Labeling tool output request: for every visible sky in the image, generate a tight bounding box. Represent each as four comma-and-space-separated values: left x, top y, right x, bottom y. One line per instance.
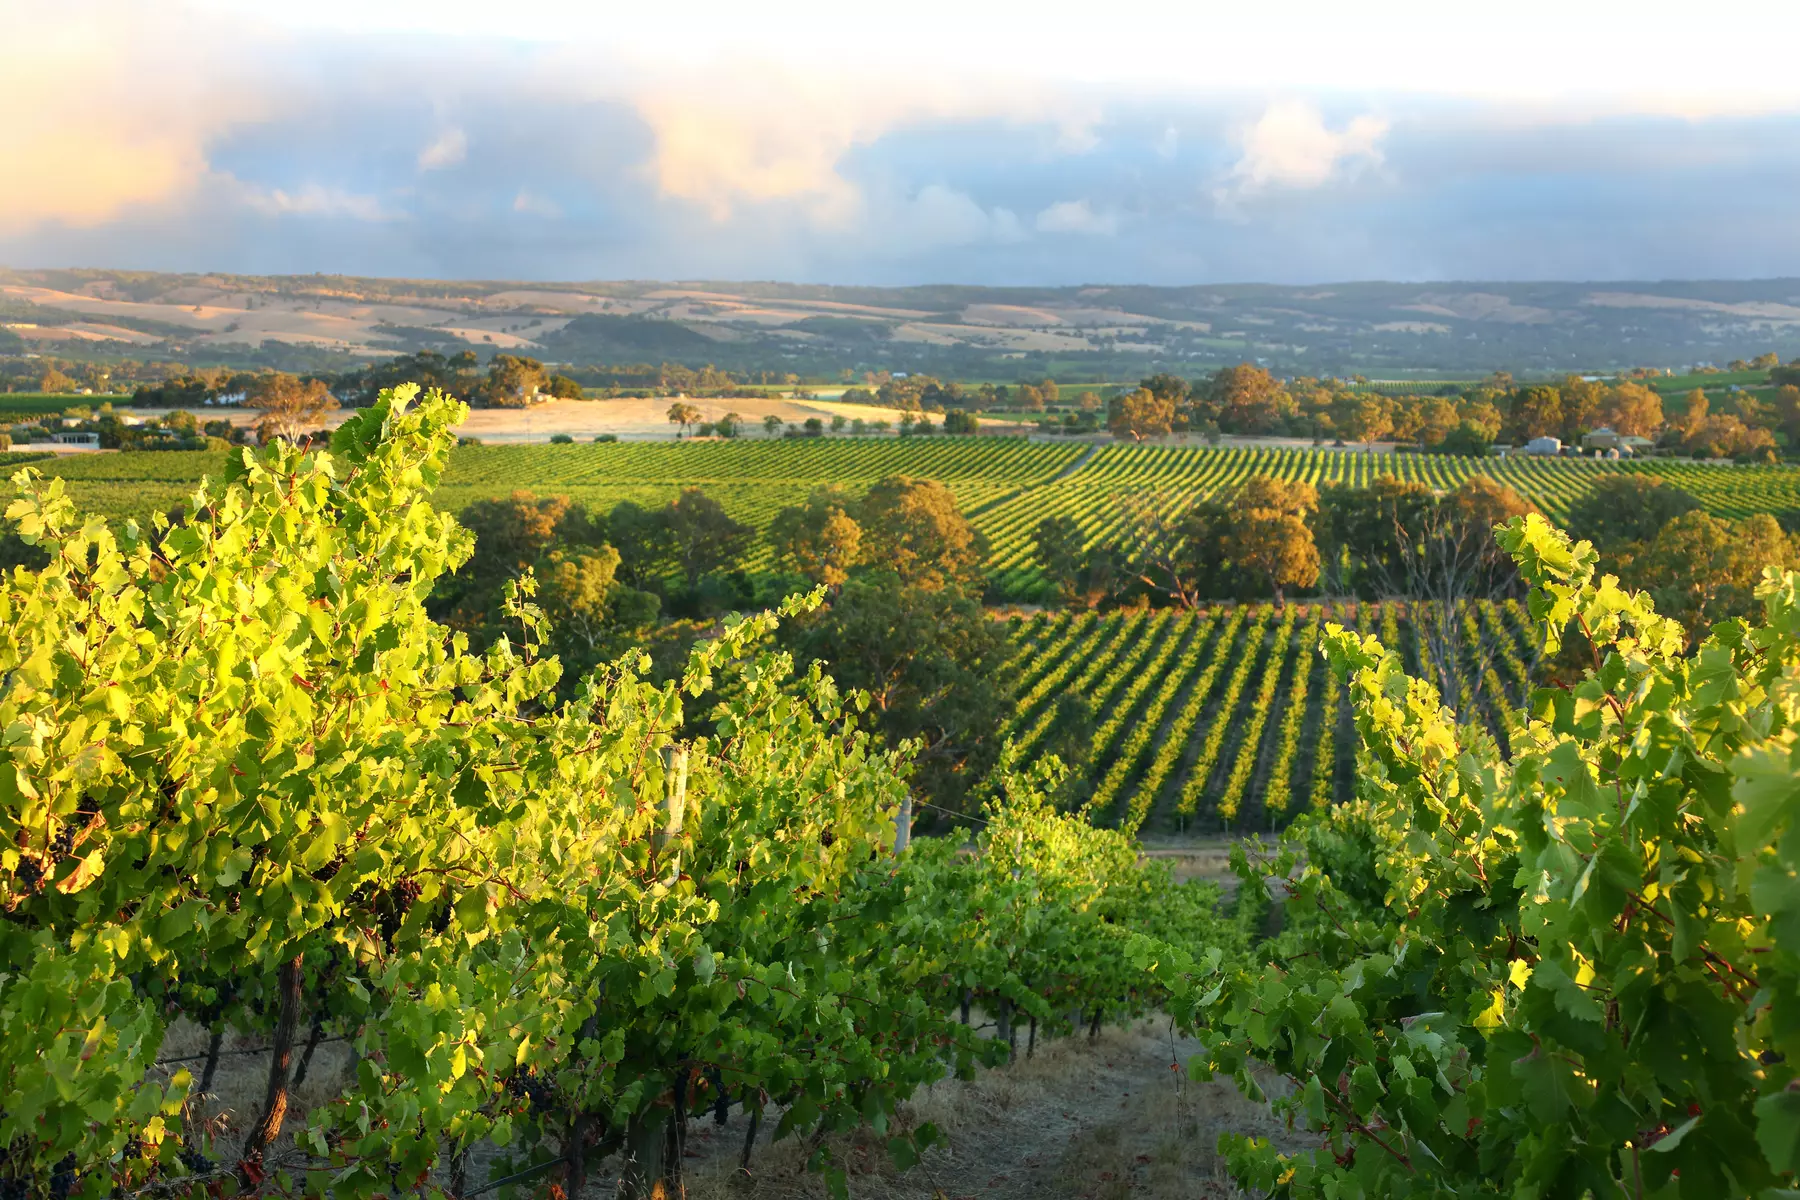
7, 0, 1800, 286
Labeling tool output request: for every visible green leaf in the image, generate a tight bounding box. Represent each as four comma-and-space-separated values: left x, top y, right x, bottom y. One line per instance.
1756, 1087, 1800, 1174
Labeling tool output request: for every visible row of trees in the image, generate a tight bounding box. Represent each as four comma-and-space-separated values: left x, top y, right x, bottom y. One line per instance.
133, 353, 587, 414
1034, 475, 1534, 612
666, 403, 979, 439
435, 476, 1006, 813
1100, 362, 1800, 458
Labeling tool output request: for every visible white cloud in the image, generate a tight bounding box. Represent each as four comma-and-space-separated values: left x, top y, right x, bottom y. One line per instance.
239, 182, 396, 221
1220, 101, 1388, 200
603, 62, 1086, 223
417, 127, 467, 170
1035, 199, 1118, 236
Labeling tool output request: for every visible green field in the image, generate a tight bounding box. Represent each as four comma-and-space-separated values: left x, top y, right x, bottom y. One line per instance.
1001, 599, 1534, 833
14, 438, 1800, 599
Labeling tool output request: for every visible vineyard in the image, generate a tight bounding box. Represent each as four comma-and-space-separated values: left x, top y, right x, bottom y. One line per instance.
1000, 598, 1538, 833
17, 438, 1800, 601
4, 388, 1799, 1198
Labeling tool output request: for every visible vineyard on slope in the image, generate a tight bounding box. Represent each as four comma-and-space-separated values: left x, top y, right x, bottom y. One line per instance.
1001, 599, 1539, 833
22, 440, 1800, 602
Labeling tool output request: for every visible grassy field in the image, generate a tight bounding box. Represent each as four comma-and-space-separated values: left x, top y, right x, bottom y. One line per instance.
12, 438, 1800, 599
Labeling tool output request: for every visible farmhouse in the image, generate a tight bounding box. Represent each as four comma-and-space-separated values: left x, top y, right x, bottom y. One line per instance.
1581, 426, 1653, 455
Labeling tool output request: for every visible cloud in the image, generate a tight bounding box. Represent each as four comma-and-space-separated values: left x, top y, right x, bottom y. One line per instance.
417, 128, 468, 170
874, 185, 1024, 253
0, 1, 267, 235
609, 63, 1085, 223
1220, 100, 1388, 199
1035, 200, 1118, 236
238, 182, 398, 221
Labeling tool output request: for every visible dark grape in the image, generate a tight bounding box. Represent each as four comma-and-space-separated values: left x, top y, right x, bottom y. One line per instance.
48, 1155, 75, 1200
504, 1069, 557, 1110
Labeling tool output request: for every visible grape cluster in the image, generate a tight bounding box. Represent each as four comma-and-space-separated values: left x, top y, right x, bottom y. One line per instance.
50, 827, 75, 857
379, 878, 423, 943
47, 1156, 75, 1200
0, 1177, 26, 1200
504, 1069, 557, 1111
12, 859, 41, 894
178, 1148, 214, 1174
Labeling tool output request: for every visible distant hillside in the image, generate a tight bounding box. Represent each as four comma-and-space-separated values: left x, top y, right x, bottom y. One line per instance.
4, 268, 1799, 378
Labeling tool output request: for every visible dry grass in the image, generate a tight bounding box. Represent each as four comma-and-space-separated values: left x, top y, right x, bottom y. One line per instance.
157, 1012, 1304, 1200
677, 1020, 1301, 1200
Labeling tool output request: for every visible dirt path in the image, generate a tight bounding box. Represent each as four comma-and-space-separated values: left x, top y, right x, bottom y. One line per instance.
673, 1020, 1298, 1200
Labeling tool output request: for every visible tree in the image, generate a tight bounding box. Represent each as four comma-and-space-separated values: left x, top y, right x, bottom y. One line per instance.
476, 354, 550, 407
1038, 378, 1060, 406
536, 544, 661, 677
1597, 380, 1664, 437
1507, 384, 1563, 441
1374, 477, 1534, 723
858, 476, 986, 592
1434, 420, 1493, 457
247, 372, 338, 443
1674, 388, 1710, 443
1557, 374, 1605, 440
1627, 509, 1796, 642
1335, 395, 1392, 447
1565, 474, 1700, 550
666, 487, 754, 593
783, 576, 1009, 812
1208, 363, 1287, 434
716, 411, 743, 438
942, 410, 979, 435
1107, 388, 1175, 441
546, 374, 585, 399
1077, 390, 1103, 412
763, 412, 784, 436
456, 490, 576, 581
667, 401, 702, 435
606, 498, 677, 590
1032, 515, 1086, 605
1222, 477, 1319, 607
1412, 397, 1461, 448
768, 487, 864, 586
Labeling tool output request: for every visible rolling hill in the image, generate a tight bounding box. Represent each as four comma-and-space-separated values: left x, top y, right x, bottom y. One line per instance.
4, 268, 1799, 378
